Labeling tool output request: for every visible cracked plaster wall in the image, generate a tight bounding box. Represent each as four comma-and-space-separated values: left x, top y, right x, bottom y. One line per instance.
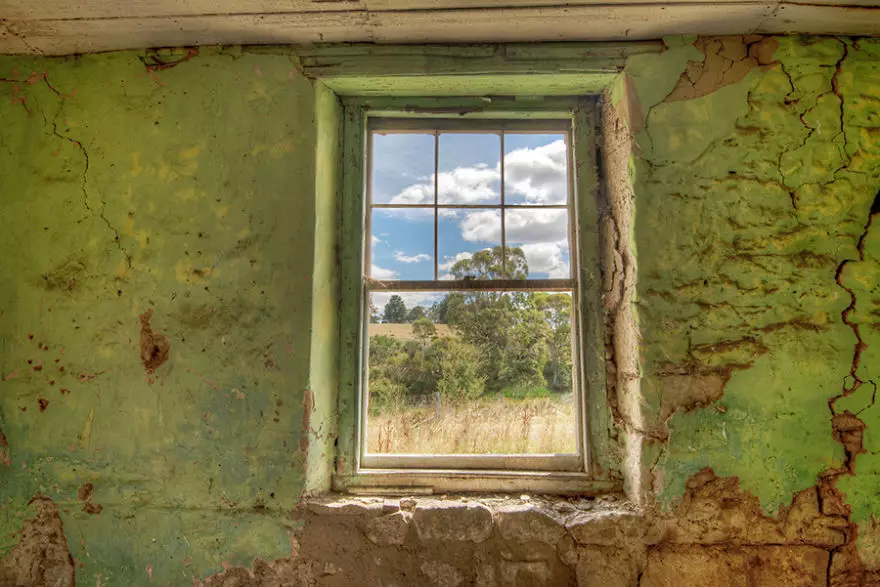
1, 35, 880, 585
0, 47, 323, 584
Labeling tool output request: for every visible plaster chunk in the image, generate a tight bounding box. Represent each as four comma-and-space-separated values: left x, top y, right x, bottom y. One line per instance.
566, 510, 647, 547
304, 498, 385, 517
413, 501, 494, 543
365, 511, 411, 546
421, 560, 463, 587
495, 504, 566, 545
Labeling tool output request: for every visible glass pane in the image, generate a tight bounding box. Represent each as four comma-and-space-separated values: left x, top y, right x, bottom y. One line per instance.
365, 290, 576, 455
370, 209, 434, 281
438, 210, 506, 279
438, 133, 501, 205
371, 132, 435, 205
505, 209, 571, 279
503, 133, 568, 205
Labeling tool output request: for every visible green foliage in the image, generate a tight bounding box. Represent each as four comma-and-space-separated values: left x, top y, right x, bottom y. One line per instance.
435, 338, 486, 403
412, 317, 436, 342
382, 294, 407, 323
450, 245, 528, 280
368, 247, 574, 412
406, 305, 427, 322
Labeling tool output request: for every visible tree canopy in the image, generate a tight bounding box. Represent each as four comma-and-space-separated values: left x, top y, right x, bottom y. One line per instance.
368, 247, 573, 412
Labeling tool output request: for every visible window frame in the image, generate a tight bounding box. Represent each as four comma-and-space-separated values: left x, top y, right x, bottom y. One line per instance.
334, 96, 617, 495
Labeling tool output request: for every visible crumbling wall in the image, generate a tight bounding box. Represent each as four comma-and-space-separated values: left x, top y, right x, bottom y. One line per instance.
1, 36, 880, 585
621, 35, 880, 582
0, 47, 320, 584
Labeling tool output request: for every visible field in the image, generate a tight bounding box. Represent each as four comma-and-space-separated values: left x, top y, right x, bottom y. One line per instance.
366, 394, 576, 454
368, 322, 454, 341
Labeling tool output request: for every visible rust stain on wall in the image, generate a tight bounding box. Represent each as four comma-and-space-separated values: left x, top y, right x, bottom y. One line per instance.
0, 426, 10, 466
139, 308, 170, 374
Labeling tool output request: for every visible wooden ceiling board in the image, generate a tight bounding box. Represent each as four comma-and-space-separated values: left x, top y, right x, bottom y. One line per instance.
1, 0, 877, 55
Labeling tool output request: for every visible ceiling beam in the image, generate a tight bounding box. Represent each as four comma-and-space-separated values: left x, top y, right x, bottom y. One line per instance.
1, 2, 878, 55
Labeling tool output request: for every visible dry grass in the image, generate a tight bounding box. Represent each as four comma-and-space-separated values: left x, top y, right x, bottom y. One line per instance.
368, 323, 455, 342
366, 395, 576, 454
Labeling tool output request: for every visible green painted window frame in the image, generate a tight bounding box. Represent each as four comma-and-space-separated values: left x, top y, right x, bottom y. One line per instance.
333, 96, 618, 495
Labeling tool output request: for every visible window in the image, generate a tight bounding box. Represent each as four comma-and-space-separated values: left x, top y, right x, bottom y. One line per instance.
336, 97, 615, 494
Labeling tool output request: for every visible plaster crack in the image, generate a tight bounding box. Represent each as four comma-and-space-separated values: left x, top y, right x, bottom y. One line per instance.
43, 75, 132, 269
829, 189, 879, 475
831, 40, 850, 153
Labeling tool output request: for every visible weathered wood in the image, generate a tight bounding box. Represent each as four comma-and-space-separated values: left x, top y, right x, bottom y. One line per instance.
336, 105, 368, 477
571, 97, 617, 478
324, 74, 618, 97
298, 42, 661, 78
3, 2, 879, 56
341, 95, 585, 117
334, 470, 623, 495
6, 0, 878, 22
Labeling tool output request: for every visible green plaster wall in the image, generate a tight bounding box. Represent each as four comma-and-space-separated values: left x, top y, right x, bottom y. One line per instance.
0, 48, 322, 583
2, 35, 880, 580
625, 36, 880, 531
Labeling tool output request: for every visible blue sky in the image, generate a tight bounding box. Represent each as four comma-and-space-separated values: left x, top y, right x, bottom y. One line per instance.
369, 131, 570, 309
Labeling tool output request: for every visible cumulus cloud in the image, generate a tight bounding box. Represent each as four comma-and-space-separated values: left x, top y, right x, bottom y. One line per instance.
385, 140, 566, 207
520, 241, 570, 278
380, 139, 570, 277
394, 252, 431, 264
371, 264, 398, 280
505, 140, 567, 204
389, 165, 499, 206
460, 209, 567, 244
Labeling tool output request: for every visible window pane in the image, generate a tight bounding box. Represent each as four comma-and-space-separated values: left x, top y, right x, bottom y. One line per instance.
371, 132, 435, 205
365, 290, 576, 455
504, 134, 568, 205
438, 211, 506, 279
370, 209, 434, 281
438, 133, 501, 205
505, 209, 571, 279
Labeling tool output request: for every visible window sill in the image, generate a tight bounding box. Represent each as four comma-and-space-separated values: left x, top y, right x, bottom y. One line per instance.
299, 493, 651, 551
332, 469, 623, 496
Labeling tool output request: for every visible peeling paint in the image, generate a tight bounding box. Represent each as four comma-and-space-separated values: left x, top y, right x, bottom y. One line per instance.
2, 36, 880, 582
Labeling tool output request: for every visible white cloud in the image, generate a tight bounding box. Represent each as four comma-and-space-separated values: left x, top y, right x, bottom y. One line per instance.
438, 251, 473, 272
394, 251, 431, 264
372, 235, 381, 247
459, 209, 567, 244
520, 241, 571, 278
371, 264, 397, 280
505, 140, 568, 204
385, 139, 567, 207
389, 165, 499, 206
370, 291, 441, 310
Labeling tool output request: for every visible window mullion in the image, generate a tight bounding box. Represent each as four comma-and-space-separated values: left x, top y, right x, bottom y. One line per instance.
500, 131, 506, 278
433, 131, 439, 281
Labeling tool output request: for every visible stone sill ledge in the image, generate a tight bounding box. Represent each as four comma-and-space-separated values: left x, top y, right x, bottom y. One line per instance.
299, 494, 652, 549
